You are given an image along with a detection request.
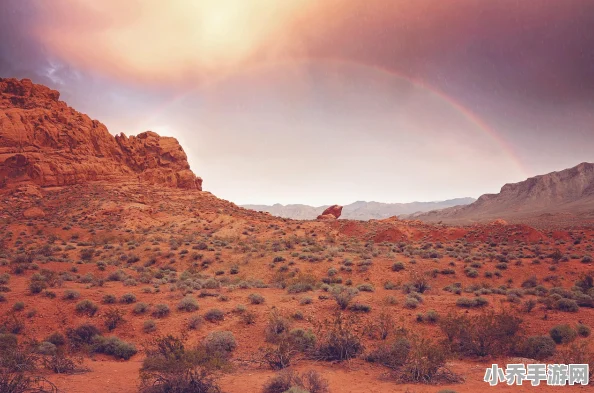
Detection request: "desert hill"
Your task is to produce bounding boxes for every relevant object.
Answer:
[410,162,594,225]
[0,80,593,393]
[0,78,202,190]
[243,198,475,220]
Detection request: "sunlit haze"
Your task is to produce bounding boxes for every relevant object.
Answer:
[2,0,593,205]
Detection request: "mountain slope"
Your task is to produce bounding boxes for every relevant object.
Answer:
[0,78,202,189]
[243,198,475,220]
[410,162,594,224]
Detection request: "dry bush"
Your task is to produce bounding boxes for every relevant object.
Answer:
[439,310,522,357]
[262,369,329,393]
[314,311,363,361]
[139,335,228,393]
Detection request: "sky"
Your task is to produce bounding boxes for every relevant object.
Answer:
[1,0,593,205]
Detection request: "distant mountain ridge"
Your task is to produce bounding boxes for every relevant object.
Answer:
[242,198,476,220]
[409,162,594,224]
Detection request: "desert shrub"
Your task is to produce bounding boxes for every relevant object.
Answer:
[262,369,329,393]
[439,310,523,357]
[0,370,58,393]
[152,304,170,318]
[357,283,374,292]
[92,336,137,360]
[404,297,419,309]
[349,303,371,312]
[202,331,237,357]
[75,299,99,316]
[13,302,25,311]
[62,290,80,300]
[330,286,358,310]
[45,332,66,347]
[102,294,117,304]
[555,298,579,312]
[404,272,431,294]
[576,323,591,337]
[204,309,225,322]
[133,302,150,315]
[41,351,86,374]
[67,323,101,349]
[249,293,265,304]
[236,307,255,324]
[455,297,488,308]
[517,336,556,360]
[392,262,405,272]
[289,329,317,353]
[188,315,203,330]
[119,293,137,304]
[177,296,199,312]
[367,333,453,383]
[29,279,47,294]
[103,308,126,331]
[143,320,157,333]
[262,339,296,370]
[314,312,363,361]
[265,311,291,343]
[366,337,411,369]
[549,324,577,344]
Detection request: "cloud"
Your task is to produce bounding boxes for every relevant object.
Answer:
[35,0,315,84]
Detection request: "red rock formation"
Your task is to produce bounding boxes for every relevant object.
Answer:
[0,78,202,190]
[317,204,343,220]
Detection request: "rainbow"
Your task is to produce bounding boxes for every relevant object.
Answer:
[140,58,528,176]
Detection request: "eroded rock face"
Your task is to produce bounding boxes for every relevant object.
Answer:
[317,204,343,220]
[0,78,202,190]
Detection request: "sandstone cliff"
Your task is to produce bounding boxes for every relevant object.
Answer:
[0,78,202,190]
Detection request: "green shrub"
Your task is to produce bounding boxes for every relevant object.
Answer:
[349,303,371,312]
[202,331,237,356]
[92,336,137,360]
[555,298,579,312]
[248,293,265,304]
[550,324,577,344]
[75,300,99,316]
[143,320,157,333]
[392,262,405,272]
[518,336,556,360]
[102,294,117,304]
[357,283,374,292]
[576,323,591,337]
[103,308,125,331]
[12,302,25,312]
[262,369,329,393]
[204,309,224,322]
[331,286,358,310]
[177,296,199,312]
[314,312,363,361]
[119,293,137,304]
[456,297,488,308]
[45,332,66,347]
[62,290,80,301]
[133,302,150,315]
[67,323,101,348]
[152,304,170,318]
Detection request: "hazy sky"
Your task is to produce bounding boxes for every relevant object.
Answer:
[1,0,593,205]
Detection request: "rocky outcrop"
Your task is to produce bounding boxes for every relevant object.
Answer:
[317,204,343,220]
[0,78,202,190]
[410,162,594,224]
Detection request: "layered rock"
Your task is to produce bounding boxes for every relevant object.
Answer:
[0,78,202,190]
[410,162,594,224]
